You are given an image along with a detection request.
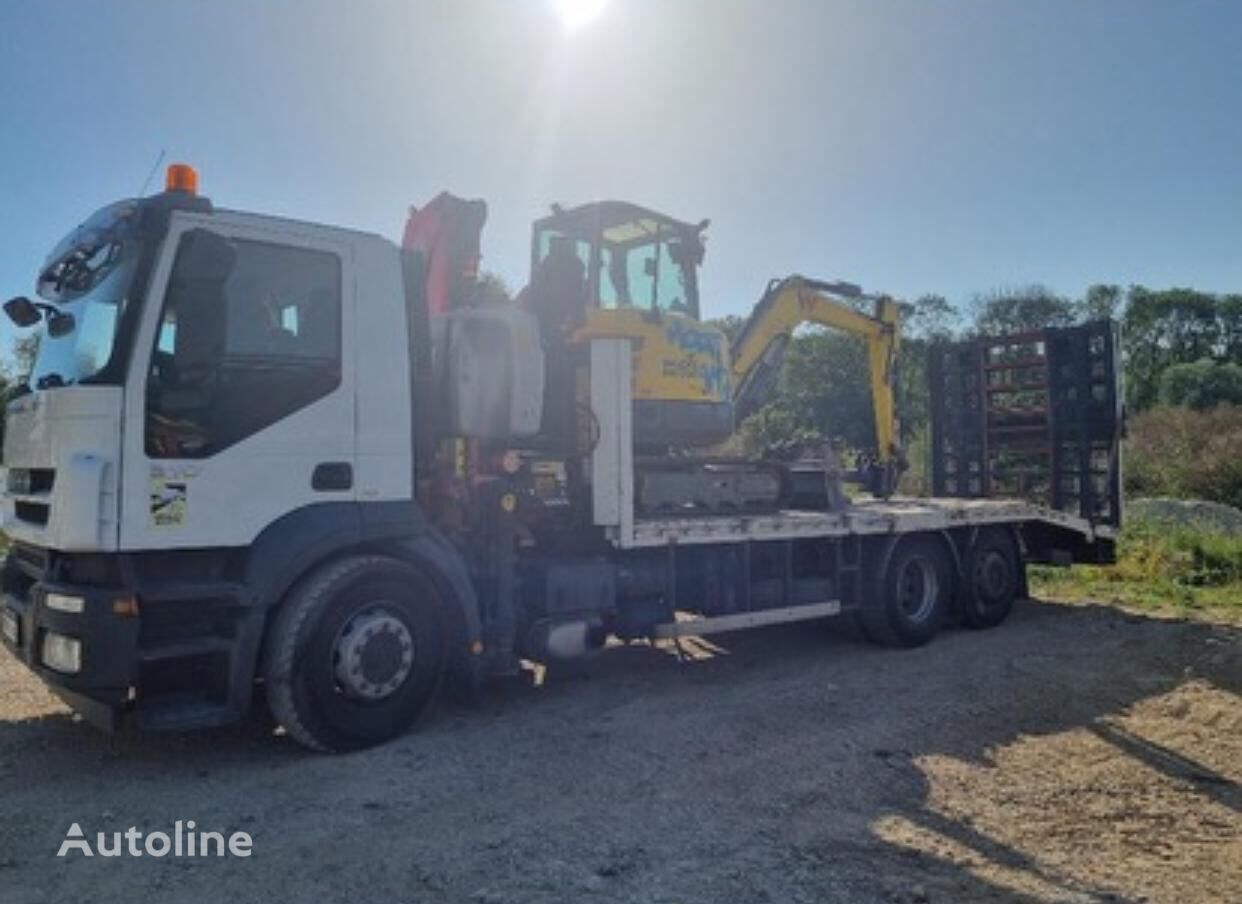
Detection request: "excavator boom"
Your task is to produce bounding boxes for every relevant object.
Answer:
[731,276,902,468]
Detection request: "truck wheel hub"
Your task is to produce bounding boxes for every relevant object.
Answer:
[975,552,1010,601]
[897,557,938,623]
[332,609,414,701]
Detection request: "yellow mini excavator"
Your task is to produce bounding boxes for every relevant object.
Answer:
[521,201,904,505]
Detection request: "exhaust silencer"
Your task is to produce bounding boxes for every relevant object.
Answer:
[526,618,607,661]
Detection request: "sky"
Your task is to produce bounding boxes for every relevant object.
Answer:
[1,0,1240,355]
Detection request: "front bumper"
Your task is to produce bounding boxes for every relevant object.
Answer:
[1,573,139,732]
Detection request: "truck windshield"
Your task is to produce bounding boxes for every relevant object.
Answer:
[26,202,144,389]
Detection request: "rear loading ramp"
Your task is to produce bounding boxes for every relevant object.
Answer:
[928,319,1123,528]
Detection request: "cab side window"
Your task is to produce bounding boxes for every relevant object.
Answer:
[146,229,342,458]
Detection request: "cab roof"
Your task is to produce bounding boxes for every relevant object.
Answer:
[534,200,706,249]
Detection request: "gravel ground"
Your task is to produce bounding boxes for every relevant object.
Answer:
[1,598,1238,904]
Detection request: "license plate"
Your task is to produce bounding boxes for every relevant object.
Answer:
[1,608,18,646]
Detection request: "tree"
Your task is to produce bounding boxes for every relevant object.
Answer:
[475,271,513,305]
[704,314,745,345]
[900,293,960,342]
[971,285,1078,336]
[1219,294,1242,363]
[892,294,961,443]
[1123,286,1228,411]
[1082,284,1123,321]
[736,403,822,458]
[779,331,874,450]
[1158,359,1242,410]
[0,335,38,454]
[735,329,875,456]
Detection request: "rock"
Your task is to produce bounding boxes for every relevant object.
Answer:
[1127,498,1242,536]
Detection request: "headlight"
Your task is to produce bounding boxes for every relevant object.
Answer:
[45,592,85,614]
[6,469,30,495]
[41,631,82,674]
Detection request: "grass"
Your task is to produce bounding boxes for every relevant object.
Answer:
[1030,518,1242,622]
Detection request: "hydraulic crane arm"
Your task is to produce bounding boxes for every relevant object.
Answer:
[731,276,902,466]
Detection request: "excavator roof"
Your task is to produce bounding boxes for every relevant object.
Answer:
[535,200,706,248]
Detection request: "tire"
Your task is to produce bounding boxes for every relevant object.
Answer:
[859,536,951,648]
[264,555,447,752]
[959,528,1021,630]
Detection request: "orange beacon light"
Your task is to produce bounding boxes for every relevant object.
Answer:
[165,163,199,195]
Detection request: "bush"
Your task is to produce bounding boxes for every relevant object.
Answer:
[1158,359,1242,409]
[1125,405,1242,510]
[1030,516,1242,616]
[1108,520,1242,589]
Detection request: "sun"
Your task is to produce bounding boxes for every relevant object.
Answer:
[553,0,610,33]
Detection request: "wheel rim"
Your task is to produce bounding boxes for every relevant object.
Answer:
[974,550,1011,605]
[330,606,415,701]
[897,556,939,623]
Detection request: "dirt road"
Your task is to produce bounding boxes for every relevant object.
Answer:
[1,598,1239,904]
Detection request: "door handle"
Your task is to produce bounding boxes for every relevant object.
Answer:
[311,462,353,491]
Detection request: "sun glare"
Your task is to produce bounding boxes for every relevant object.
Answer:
[554,0,610,34]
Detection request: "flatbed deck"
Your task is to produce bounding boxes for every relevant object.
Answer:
[621,497,1111,549]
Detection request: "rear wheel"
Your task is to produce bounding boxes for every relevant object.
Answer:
[860,536,951,648]
[264,555,446,752]
[959,528,1021,629]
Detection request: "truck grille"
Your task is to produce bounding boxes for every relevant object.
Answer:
[14,501,50,527]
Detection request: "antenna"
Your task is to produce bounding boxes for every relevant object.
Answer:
[137,149,167,196]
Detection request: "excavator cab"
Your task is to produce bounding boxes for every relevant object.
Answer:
[525,202,734,448]
[529,201,706,319]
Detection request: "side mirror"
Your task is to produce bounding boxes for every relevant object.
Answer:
[174,229,237,282]
[46,310,76,338]
[3,296,41,328]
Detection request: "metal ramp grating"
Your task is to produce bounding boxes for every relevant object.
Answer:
[929,320,1122,526]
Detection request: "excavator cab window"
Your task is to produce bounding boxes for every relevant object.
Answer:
[595,219,698,317]
[530,203,703,320]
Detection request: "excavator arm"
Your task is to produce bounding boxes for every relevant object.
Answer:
[731,276,903,486]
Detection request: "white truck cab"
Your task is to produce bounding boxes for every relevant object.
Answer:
[1,174,489,744]
[6,203,416,553]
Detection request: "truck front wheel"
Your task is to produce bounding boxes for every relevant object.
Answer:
[860,536,951,648]
[264,555,446,752]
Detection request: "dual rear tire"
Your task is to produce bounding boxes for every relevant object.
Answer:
[959,528,1021,629]
[859,536,951,647]
[858,529,1021,648]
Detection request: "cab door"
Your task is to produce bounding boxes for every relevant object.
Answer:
[120,213,356,550]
